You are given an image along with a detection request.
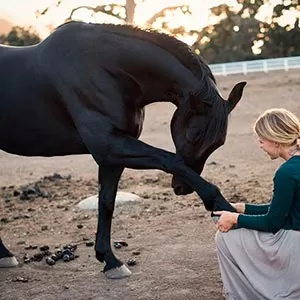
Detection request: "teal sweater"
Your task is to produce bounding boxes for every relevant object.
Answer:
[237,156,300,233]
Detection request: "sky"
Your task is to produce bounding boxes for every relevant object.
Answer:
[0,0,298,41]
[0,0,239,38]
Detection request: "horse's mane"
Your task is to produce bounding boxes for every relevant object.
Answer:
[57,21,223,113]
[57,22,216,85]
[105,24,215,83]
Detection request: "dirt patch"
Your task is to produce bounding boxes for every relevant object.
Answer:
[1,69,300,300]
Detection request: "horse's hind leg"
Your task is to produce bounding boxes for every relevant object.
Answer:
[0,238,18,268]
[95,166,131,279]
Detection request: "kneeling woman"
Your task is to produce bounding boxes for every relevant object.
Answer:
[214,108,300,300]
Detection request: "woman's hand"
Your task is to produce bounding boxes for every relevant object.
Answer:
[214,211,239,232]
[230,202,245,213]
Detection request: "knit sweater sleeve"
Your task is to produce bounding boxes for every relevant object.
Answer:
[237,165,295,233]
[245,203,270,215]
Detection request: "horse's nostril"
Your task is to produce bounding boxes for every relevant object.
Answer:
[174,186,183,195]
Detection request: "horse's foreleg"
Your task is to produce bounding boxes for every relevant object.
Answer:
[94,166,131,279]
[101,133,234,212]
[0,237,18,268]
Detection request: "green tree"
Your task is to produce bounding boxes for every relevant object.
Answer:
[192,4,261,63]
[258,1,300,58]
[192,0,300,63]
[0,26,41,46]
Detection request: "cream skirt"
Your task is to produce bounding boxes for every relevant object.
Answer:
[215,228,300,300]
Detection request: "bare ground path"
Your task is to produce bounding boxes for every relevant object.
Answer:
[1,70,299,300]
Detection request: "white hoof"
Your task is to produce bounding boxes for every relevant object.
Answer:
[0,256,19,268]
[105,264,132,279]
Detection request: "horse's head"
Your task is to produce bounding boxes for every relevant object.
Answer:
[170,81,246,195]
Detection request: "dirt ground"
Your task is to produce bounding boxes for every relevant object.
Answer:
[1,69,300,300]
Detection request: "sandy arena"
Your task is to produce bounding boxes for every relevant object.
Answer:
[0,69,299,300]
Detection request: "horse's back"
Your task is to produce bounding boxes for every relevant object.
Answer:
[0,44,87,157]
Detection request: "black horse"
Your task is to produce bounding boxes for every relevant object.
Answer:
[0,21,246,278]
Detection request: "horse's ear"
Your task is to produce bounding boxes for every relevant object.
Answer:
[227,81,247,112]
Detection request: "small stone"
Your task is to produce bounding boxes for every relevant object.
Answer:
[77,224,83,229]
[41,225,48,231]
[85,240,94,247]
[50,254,58,261]
[63,244,77,251]
[40,245,50,251]
[23,254,31,264]
[62,254,70,262]
[132,251,140,255]
[14,276,28,282]
[113,242,122,249]
[55,250,63,259]
[46,257,56,265]
[17,241,26,245]
[42,249,51,256]
[126,258,137,266]
[33,253,44,261]
[13,190,20,196]
[69,253,75,261]
[25,245,38,250]
[114,240,128,247]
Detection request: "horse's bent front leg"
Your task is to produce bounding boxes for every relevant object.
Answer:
[99,132,235,212]
[94,166,131,279]
[0,238,18,268]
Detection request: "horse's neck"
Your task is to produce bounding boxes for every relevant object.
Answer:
[135,69,199,108]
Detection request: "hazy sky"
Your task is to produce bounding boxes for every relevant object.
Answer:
[1,0,297,40]
[0,0,238,37]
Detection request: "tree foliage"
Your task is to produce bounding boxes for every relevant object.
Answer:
[191,0,300,63]
[0,26,41,46]
[192,5,261,63]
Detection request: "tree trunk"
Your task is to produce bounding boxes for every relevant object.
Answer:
[125,0,136,24]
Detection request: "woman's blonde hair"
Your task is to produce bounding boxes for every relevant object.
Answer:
[254,108,300,146]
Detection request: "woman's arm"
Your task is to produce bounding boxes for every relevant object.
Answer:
[237,167,295,233]
[231,202,270,214]
[244,203,270,215]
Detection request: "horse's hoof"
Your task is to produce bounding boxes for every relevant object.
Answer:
[0,256,19,268]
[104,264,132,279]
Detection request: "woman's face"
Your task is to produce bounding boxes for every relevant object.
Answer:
[258,137,279,160]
